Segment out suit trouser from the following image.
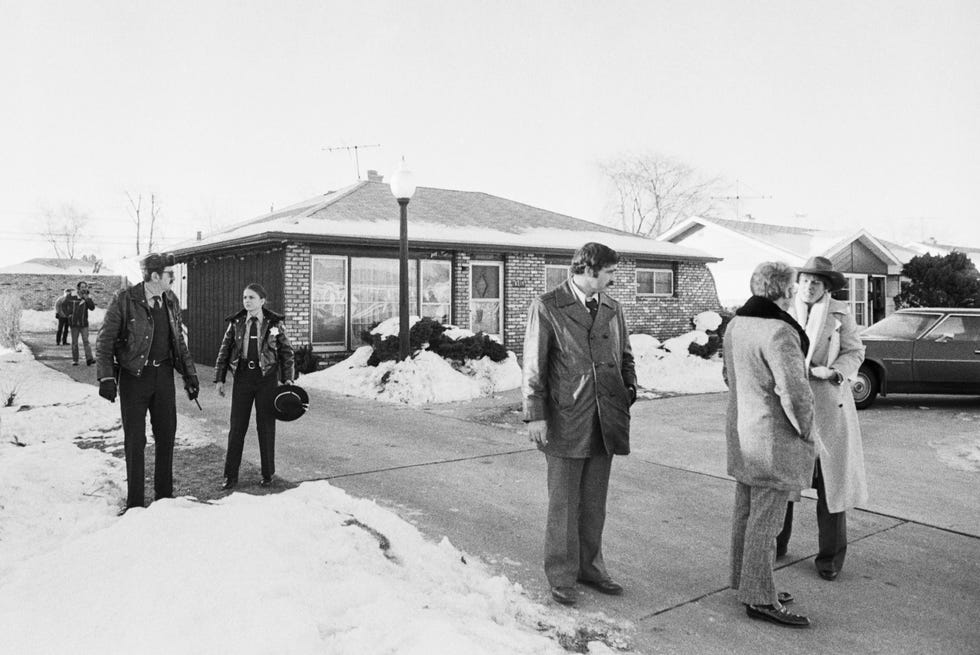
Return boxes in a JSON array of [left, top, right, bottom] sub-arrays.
[[70, 326, 93, 363], [119, 364, 177, 508], [56, 317, 69, 344], [224, 366, 277, 481], [775, 459, 848, 573], [730, 482, 790, 606], [544, 451, 614, 587]]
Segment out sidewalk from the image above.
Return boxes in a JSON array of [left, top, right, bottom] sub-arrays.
[[27, 334, 980, 654]]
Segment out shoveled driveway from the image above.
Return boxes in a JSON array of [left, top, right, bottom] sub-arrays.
[[27, 333, 980, 654]]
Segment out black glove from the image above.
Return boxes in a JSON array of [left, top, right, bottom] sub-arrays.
[[628, 385, 637, 406], [99, 379, 117, 403], [185, 375, 200, 401]]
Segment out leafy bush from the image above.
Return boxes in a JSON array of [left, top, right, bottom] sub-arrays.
[[293, 344, 323, 376], [0, 293, 23, 349], [894, 252, 980, 308], [362, 317, 508, 365]]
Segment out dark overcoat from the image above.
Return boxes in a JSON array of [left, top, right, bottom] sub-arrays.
[[522, 280, 636, 457]]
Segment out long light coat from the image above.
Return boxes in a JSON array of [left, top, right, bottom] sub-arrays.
[[522, 280, 636, 457], [724, 310, 815, 490], [791, 297, 869, 513]]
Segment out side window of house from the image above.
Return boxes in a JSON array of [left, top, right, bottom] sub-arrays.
[[421, 260, 451, 323], [312, 255, 347, 348], [544, 265, 567, 291], [636, 267, 674, 297]]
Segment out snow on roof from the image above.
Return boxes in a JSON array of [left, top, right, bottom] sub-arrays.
[[0, 259, 114, 275], [173, 181, 718, 262]]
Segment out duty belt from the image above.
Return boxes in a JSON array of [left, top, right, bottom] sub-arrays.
[[245, 360, 260, 370], [148, 358, 171, 368]]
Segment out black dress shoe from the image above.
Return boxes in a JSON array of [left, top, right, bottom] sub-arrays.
[[551, 586, 577, 605], [577, 578, 624, 595], [86, 359, 96, 366], [777, 591, 794, 605], [746, 604, 810, 628], [818, 569, 839, 581], [221, 478, 237, 490], [260, 477, 272, 487]]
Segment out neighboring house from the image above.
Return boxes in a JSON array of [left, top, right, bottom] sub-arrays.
[[658, 216, 914, 326], [170, 175, 721, 363], [904, 238, 980, 268], [0, 258, 123, 311]]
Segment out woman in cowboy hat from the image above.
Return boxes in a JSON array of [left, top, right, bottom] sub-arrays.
[[776, 256, 868, 581], [213, 283, 295, 490]]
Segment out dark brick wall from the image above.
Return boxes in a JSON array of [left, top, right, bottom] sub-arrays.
[[0, 274, 127, 311]]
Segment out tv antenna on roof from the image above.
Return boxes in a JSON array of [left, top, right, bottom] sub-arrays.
[[322, 143, 382, 180], [712, 179, 771, 220]]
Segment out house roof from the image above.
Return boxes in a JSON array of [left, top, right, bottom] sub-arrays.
[[659, 216, 920, 264], [171, 181, 718, 262], [0, 258, 114, 275]]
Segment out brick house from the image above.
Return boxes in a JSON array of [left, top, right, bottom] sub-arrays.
[[170, 176, 721, 364], [659, 216, 922, 326]]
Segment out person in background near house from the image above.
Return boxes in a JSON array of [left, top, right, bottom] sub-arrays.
[[724, 261, 815, 628], [95, 253, 199, 512], [522, 242, 637, 607], [775, 256, 868, 581], [55, 287, 72, 345], [65, 281, 96, 365], [213, 283, 295, 490]]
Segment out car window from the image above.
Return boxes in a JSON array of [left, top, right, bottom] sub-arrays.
[[862, 313, 941, 339], [926, 315, 980, 343]]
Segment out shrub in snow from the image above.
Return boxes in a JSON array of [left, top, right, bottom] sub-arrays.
[[0, 293, 23, 348], [292, 344, 323, 376], [363, 317, 508, 366]]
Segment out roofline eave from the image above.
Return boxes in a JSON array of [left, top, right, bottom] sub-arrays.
[[171, 231, 721, 263]]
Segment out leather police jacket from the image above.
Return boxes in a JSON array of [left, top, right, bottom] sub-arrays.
[[95, 283, 198, 382], [213, 308, 295, 384]]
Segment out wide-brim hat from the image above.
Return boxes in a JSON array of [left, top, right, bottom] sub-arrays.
[[273, 384, 309, 422], [797, 256, 846, 292]]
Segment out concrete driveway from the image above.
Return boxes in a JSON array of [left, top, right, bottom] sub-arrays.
[[26, 335, 980, 654]]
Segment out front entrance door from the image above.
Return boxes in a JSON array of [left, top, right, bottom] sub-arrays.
[[469, 262, 503, 341]]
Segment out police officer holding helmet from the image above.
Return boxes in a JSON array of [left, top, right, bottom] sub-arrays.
[[95, 252, 199, 511]]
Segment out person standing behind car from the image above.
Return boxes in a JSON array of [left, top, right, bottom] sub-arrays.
[[65, 281, 96, 365], [55, 288, 72, 346], [95, 253, 199, 512], [522, 242, 637, 607], [213, 283, 294, 490], [775, 256, 868, 581]]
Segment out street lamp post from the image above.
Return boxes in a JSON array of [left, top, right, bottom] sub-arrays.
[[389, 160, 417, 361]]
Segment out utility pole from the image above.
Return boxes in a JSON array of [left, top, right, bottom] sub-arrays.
[[322, 143, 382, 180], [712, 179, 771, 220]]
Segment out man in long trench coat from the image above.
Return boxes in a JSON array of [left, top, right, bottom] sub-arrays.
[[522, 242, 637, 606]]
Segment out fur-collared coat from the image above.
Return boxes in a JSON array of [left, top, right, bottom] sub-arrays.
[[791, 296, 869, 513], [522, 280, 636, 457], [724, 296, 815, 491]]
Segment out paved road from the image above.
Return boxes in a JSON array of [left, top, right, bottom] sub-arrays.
[[27, 334, 980, 654]]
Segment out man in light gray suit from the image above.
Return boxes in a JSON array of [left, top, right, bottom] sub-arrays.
[[522, 242, 636, 606], [724, 261, 815, 628]]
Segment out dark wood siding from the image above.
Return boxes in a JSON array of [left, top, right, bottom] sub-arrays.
[[183, 249, 285, 366]]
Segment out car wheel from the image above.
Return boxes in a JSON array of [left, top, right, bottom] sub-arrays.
[[851, 366, 879, 409]]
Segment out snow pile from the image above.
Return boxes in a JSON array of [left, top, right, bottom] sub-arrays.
[[0, 483, 594, 654], [303, 319, 521, 405], [630, 313, 727, 395]]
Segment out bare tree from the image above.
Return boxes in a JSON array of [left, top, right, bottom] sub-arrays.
[[40, 204, 89, 260], [126, 191, 163, 255], [598, 152, 724, 237]]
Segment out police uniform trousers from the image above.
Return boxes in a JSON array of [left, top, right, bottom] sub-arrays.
[[119, 363, 177, 508], [224, 364, 277, 481], [544, 413, 613, 588]]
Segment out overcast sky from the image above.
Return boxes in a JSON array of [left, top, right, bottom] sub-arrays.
[[2, 0, 978, 267]]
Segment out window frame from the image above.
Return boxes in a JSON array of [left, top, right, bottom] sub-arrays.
[[635, 265, 675, 297]]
